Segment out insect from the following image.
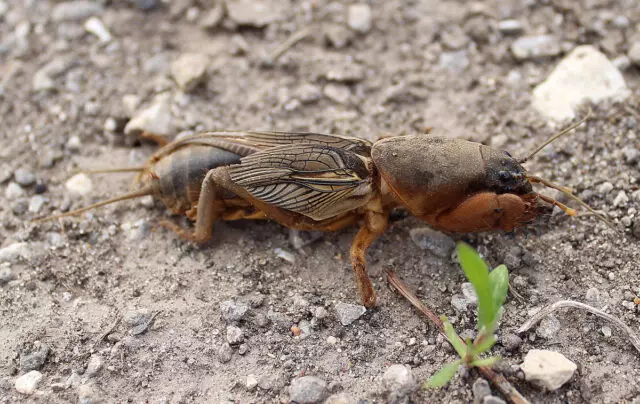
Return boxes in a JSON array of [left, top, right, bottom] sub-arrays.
[[37, 113, 613, 308]]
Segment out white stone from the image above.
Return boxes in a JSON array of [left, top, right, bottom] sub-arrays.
[[15, 370, 43, 395], [613, 191, 628, 208], [532, 45, 629, 123], [225, 0, 289, 27], [246, 374, 258, 390], [5, 182, 25, 200], [0, 242, 30, 263], [171, 53, 209, 92], [382, 364, 416, 392], [124, 93, 174, 138], [84, 17, 112, 43], [348, 4, 372, 34], [65, 173, 93, 197], [520, 349, 577, 390]]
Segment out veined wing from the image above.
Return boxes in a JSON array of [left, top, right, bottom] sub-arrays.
[[228, 144, 374, 221]]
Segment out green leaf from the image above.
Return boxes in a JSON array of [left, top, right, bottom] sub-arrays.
[[456, 242, 494, 329], [443, 318, 467, 358], [489, 264, 509, 313], [472, 334, 497, 355], [469, 356, 500, 368], [424, 360, 462, 388]]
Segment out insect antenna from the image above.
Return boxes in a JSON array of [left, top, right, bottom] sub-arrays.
[[72, 167, 146, 175], [518, 109, 592, 164], [528, 175, 618, 232], [32, 186, 154, 223]]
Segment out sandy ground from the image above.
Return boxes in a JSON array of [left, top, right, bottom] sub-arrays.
[[1, 0, 639, 403]]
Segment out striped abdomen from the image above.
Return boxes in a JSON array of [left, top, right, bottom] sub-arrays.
[[151, 145, 243, 214]]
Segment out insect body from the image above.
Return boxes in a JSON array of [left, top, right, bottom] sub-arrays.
[[38, 117, 610, 308]]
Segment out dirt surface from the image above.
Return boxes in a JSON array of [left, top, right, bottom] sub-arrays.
[[1, 0, 640, 403]]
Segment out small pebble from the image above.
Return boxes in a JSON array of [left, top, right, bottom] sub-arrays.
[[598, 182, 614, 194], [65, 173, 93, 197], [472, 378, 491, 403], [5, 182, 25, 200], [274, 248, 296, 264], [334, 302, 366, 326], [612, 191, 628, 208], [325, 393, 358, 404], [502, 333, 522, 352], [0, 265, 14, 284], [347, 4, 372, 34], [218, 343, 233, 363], [323, 84, 351, 105], [382, 364, 415, 393], [289, 376, 329, 404], [124, 93, 174, 138], [461, 282, 478, 306], [326, 336, 338, 345], [226, 325, 244, 344], [498, 19, 524, 35], [220, 300, 249, 322], [84, 17, 111, 43], [246, 374, 258, 391], [601, 326, 612, 338], [510, 35, 561, 61], [85, 354, 103, 377], [13, 168, 36, 186], [0, 242, 30, 263], [484, 396, 507, 404], [52, 0, 104, 22], [123, 308, 152, 327], [171, 53, 209, 92], [536, 315, 561, 339], [64, 135, 82, 153], [28, 195, 46, 213], [15, 370, 43, 395], [520, 349, 577, 391], [628, 42, 640, 66], [409, 227, 455, 258], [20, 344, 49, 372]]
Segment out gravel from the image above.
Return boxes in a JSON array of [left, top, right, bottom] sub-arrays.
[[226, 325, 244, 344], [124, 93, 175, 138], [20, 344, 49, 372], [14, 370, 43, 395], [171, 53, 209, 93], [334, 302, 366, 326], [409, 227, 455, 258], [510, 35, 561, 61], [0, 265, 14, 284], [52, 1, 104, 22], [289, 376, 329, 404], [536, 315, 561, 339], [65, 173, 93, 197], [532, 45, 629, 122], [220, 300, 250, 323], [5, 182, 25, 200], [628, 42, 640, 66], [347, 4, 372, 34], [13, 168, 35, 187], [520, 349, 577, 391], [382, 364, 416, 393], [472, 378, 492, 403], [85, 354, 103, 378]]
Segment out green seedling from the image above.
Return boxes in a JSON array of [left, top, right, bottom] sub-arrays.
[[426, 242, 509, 388]]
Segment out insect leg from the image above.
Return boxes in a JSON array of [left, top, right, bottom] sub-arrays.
[[349, 205, 388, 308]]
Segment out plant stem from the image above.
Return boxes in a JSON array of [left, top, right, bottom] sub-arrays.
[[386, 270, 530, 404]]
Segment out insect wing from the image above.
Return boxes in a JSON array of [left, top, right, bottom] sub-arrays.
[[228, 144, 374, 221]]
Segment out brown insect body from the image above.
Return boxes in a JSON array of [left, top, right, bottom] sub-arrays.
[[38, 121, 607, 308]]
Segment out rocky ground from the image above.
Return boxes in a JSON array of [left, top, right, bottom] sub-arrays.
[[1, 0, 640, 403]]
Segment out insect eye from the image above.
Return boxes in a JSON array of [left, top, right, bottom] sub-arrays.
[[498, 171, 511, 182]]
